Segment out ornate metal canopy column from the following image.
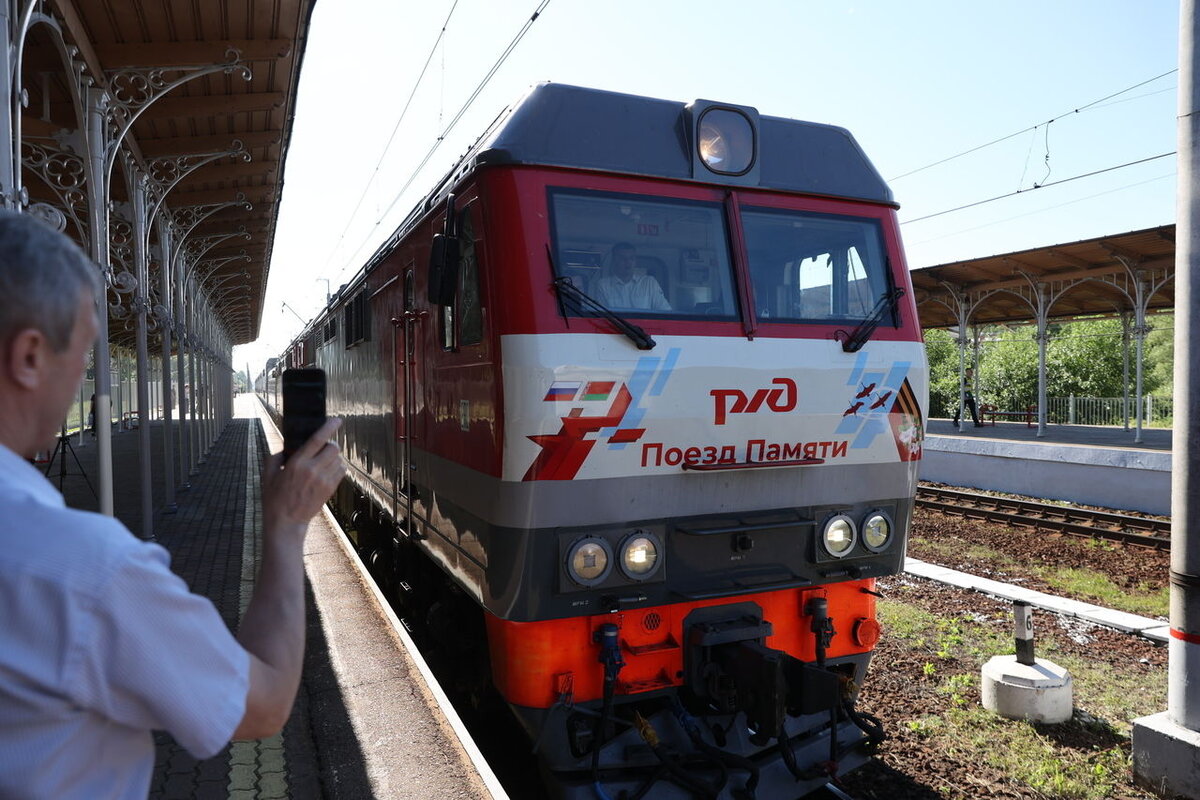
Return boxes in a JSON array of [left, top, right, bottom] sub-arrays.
[[1121, 312, 1133, 431], [0, 2, 16, 207], [1111, 253, 1174, 443], [74, 47, 251, 516], [122, 157, 154, 539], [83, 84, 117, 513], [925, 282, 998, 431], [153, 215, 176, 511]]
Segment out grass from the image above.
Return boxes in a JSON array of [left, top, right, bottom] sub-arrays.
[[874, 596, 1167, 799], [911, 537, 1168, 618]]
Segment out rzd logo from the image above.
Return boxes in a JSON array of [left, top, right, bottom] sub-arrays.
[[710, 378, 797, 425]]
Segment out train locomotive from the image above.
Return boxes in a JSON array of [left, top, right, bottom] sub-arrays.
[[263, 83, 927, 799]]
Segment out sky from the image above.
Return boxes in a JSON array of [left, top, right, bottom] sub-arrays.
[[234, 0, 1181, 374]]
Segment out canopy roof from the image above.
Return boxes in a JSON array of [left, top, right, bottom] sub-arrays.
[[910, 224, 1175, 329], [20, 0, 315, 345]]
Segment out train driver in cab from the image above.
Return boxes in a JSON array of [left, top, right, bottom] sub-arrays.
[[590, 242, 671, 312]]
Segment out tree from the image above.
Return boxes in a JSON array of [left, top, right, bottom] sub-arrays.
[[923, 328, 959, 417], [1144, 313, 1173, 396], [1044, 318, 1129, 397], [976, 327, 1038, 411], [922, 315, 1174, 420]]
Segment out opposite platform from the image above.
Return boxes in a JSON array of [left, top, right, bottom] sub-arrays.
[[55, 395, 499, 799], [920, 418, 1172, 515]]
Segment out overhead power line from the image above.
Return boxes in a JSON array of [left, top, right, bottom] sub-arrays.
[[317, 0, 463, 282], [902, 151, 1176, 225], [907, 171, 1175, 246], [340, 0, 554, 276], [889, 69, 1178, 182]]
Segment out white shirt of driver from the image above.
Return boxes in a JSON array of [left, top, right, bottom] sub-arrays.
[[590, 273, 671, 312], [0, 442, 249, 800]]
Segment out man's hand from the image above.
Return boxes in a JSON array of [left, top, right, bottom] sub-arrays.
[[261, 417, 346, 532]]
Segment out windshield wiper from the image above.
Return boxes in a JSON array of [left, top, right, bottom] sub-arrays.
[[552, 276, 657, 350], [841, 286, 905, 353]]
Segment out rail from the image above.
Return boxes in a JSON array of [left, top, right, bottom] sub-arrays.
[[914, 485, 1170, 551]]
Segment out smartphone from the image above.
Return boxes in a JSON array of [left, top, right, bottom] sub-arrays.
[[282, 368, 327, 462]]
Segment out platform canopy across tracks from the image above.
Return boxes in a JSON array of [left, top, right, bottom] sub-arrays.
[[909, 224, 1175, 441], [0, 0, 315, 537]]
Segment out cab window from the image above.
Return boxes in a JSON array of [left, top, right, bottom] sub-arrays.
[[549, 189, 738, 319], [740, 208, 891, 323]]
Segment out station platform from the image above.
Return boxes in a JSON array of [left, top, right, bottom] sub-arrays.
[[53, 395, 501, 800], [921, 418, 1172, 515]]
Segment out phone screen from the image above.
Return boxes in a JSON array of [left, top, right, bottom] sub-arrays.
[[282, 368, 326, 461]]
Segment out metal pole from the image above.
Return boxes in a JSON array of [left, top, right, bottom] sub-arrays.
[[187, 282, 200, 473], [956, 330, 967, 432], [114, 351, 122, 428], [175, 272, 190, 491], [1131, 8, 1200, 794], [131, 182, 154, 539], [1134, 302, 1147, 445], [0, 1, 16, 209], [1035, 292, 1048, 438], [1122, 313, 1132, 431], [85, 88, 114, 515], [156, 221, 176, 512], [198, 312, 209, 457], [201, 329, 211, 455], [1170, 0, 1200, 729]]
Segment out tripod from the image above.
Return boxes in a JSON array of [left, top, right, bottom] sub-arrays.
[[44, 425, 97, 500]]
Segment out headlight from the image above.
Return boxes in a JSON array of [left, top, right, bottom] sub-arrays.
[[862, 512, 892, 552], [697, 108, 755, 175], [566, 537, 612, 586], [619, 532, 662, 580], [822, 515, 857, 558]]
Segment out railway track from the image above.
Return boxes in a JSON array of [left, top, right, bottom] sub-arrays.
[[914, 485, 1171, 551]]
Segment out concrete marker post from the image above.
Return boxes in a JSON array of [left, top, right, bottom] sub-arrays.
[[981, 602, 1072, 725]]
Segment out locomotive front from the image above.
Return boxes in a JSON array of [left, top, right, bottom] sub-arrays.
[[466, 86, 928, 799]]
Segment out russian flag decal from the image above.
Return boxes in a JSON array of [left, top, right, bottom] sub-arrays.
[[543, 382, 581, 401]]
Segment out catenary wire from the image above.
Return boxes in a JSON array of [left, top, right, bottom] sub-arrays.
[[316, 0, 463, 282], [338, 0, 554, 278], [901, 152, 1175, 225], [889, 69, 1177, 182], [907, 171, 1174, 247]]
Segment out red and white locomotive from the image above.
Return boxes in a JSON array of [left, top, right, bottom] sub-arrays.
[[266, 83, 926, 799]]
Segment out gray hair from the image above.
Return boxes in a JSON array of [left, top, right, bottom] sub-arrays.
[[0, 210, 100, 352]]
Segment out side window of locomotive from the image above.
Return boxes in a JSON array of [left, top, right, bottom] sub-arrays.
[[439, 206, 484, 351], [548, 189, 738, 319], [458, 211, 483, 346], [344, 288, 370, 346], [741, 208, 891, 323]]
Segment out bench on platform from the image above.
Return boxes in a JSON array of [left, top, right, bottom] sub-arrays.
[[978, 404, 1036, 428]]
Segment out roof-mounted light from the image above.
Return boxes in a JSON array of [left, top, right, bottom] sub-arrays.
[[698, 108, 755, 175], [687, 100, 761, 185]]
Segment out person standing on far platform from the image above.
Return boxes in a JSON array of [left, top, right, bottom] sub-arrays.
[[0, 210, 346, 799], [953, 366, 983, 427]]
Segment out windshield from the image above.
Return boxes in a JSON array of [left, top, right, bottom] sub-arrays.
[[549, 190, 738, 319], [741, 207, 892, 324]]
